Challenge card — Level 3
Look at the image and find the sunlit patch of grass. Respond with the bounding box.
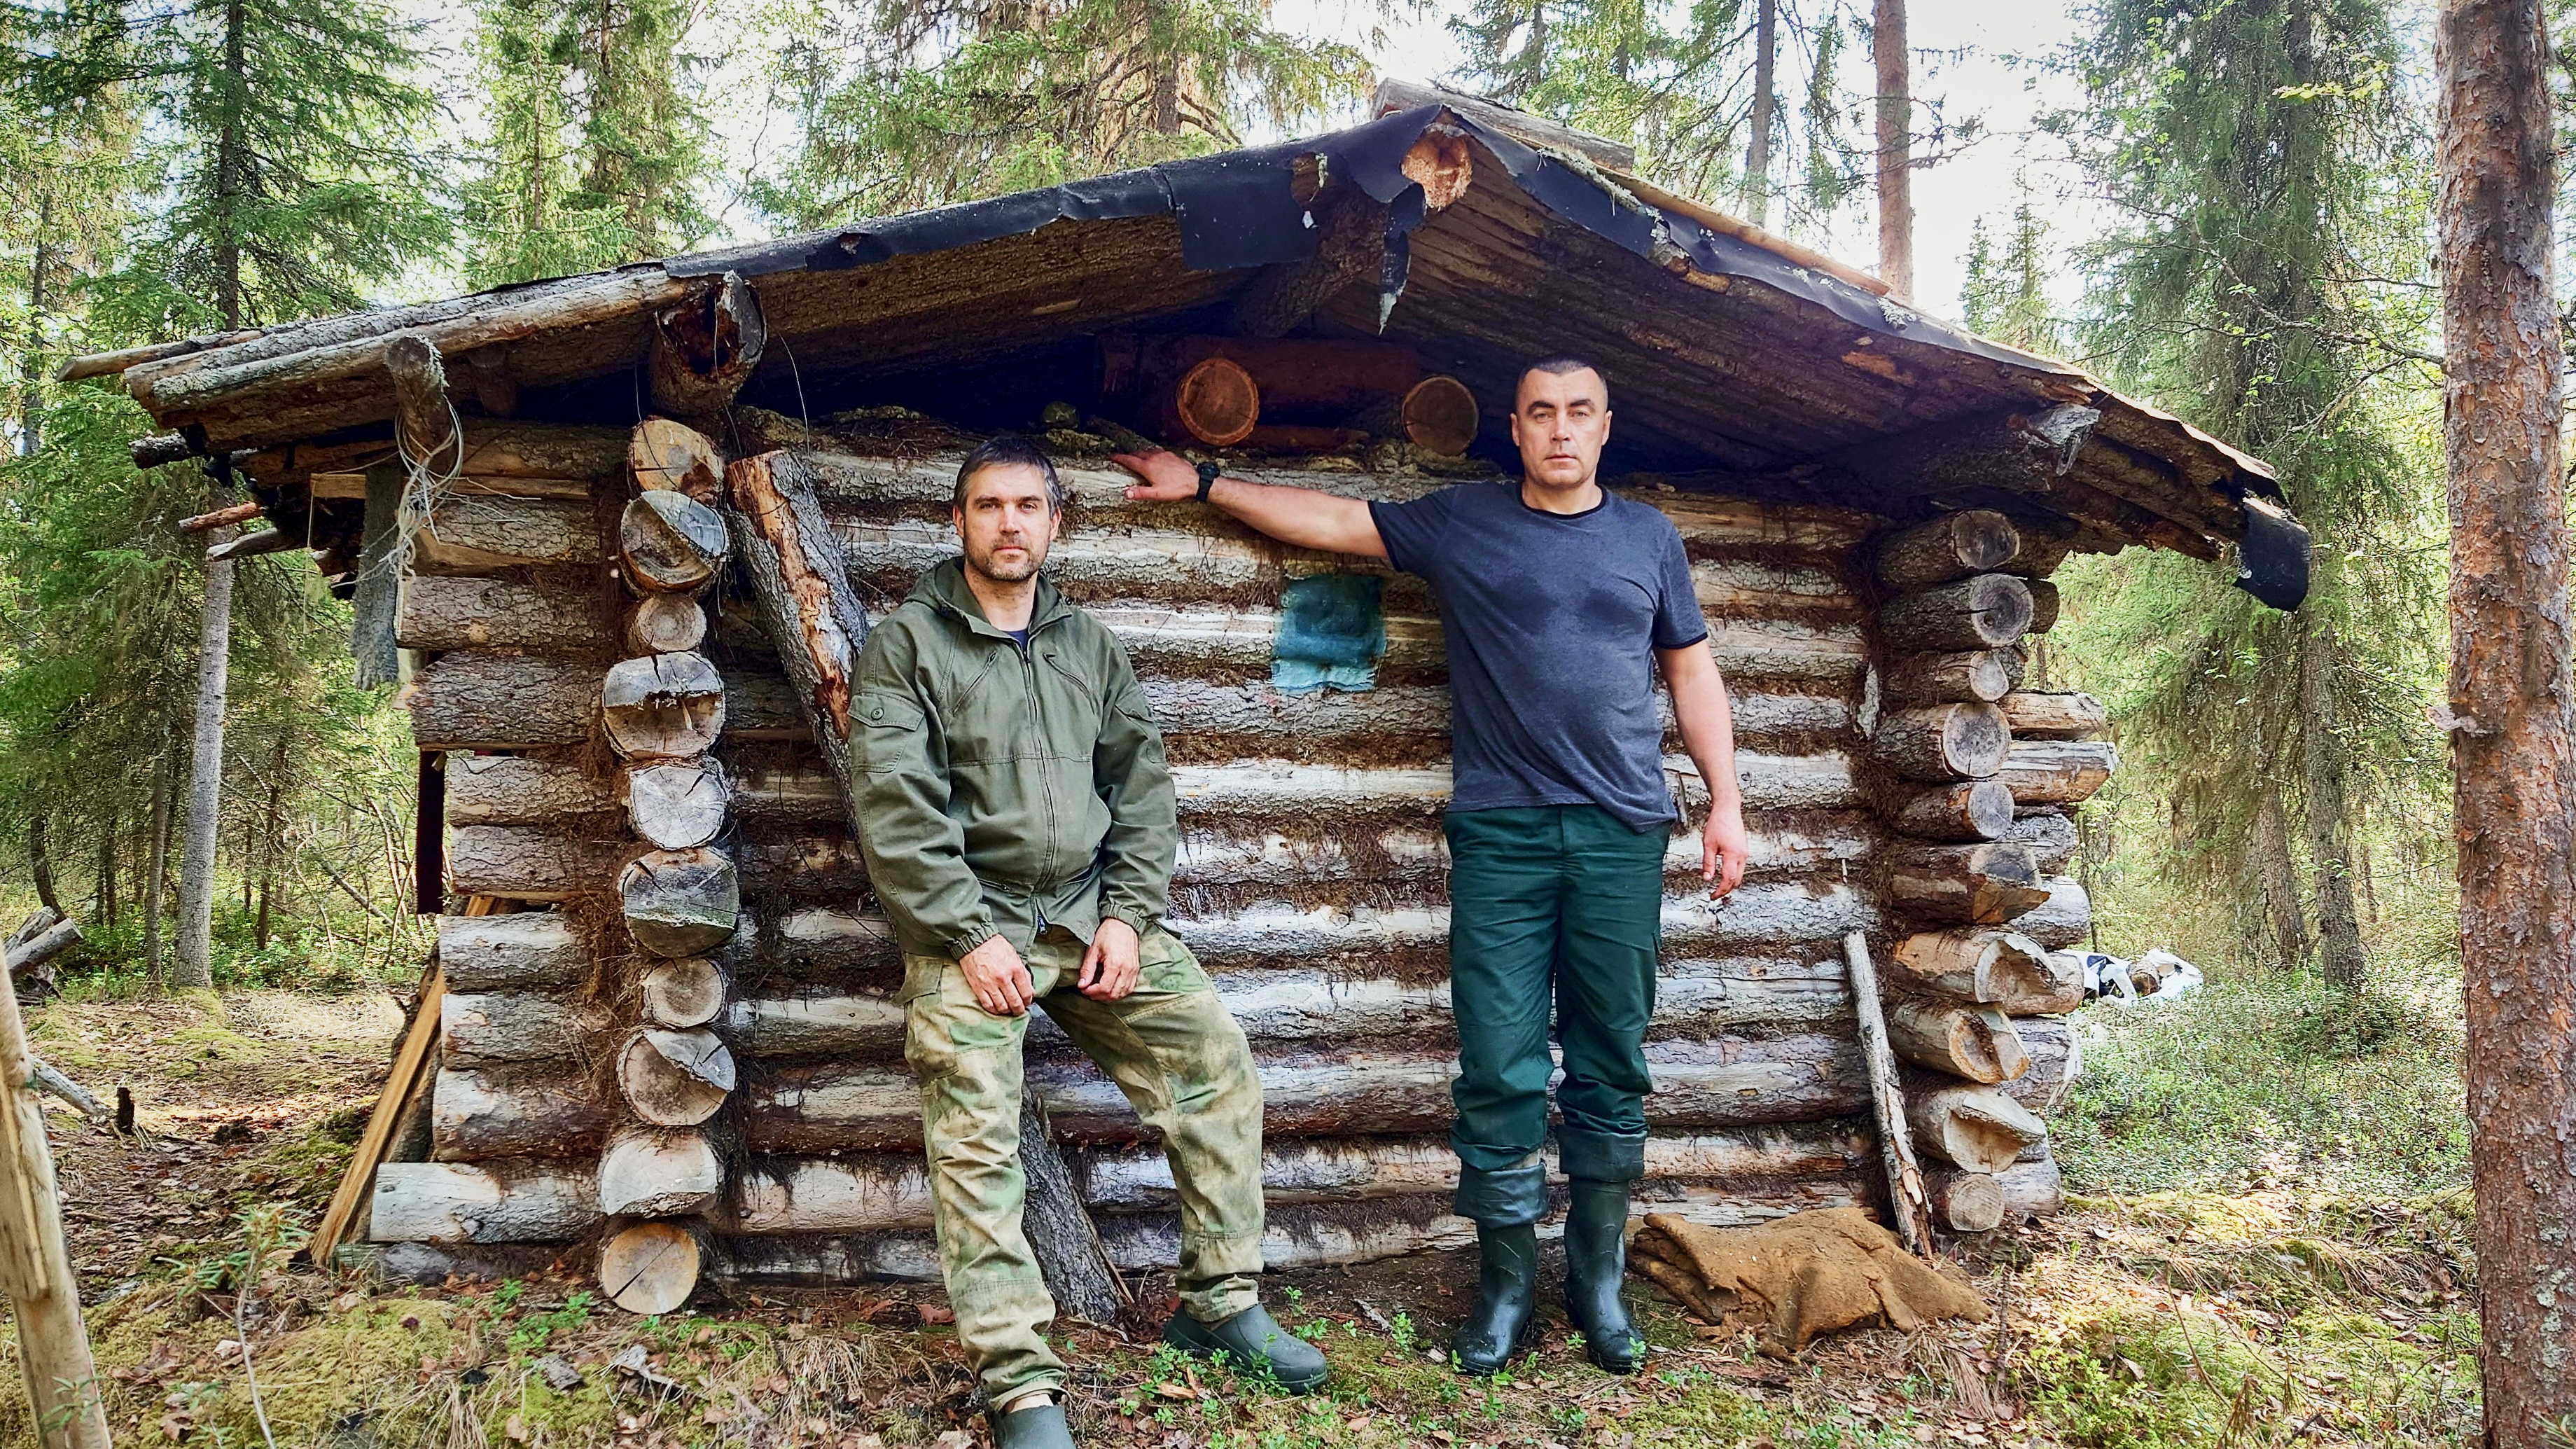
[2051,969,2467,1198]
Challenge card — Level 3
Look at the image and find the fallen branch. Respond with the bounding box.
[25,1059,108,1126]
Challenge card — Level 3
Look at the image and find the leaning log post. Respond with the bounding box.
[723,448,1134,1323]
[0,936,109,1448]
[1844,932,1935,1256]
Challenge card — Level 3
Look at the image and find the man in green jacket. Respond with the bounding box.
[852,436,1326,1449]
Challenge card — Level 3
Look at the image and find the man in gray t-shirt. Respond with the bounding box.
[1115,359,1749,1379]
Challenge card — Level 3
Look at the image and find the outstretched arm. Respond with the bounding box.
[1114,449,1388,558]
[1659,641,1749,899]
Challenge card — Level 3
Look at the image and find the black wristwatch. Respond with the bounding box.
[1195,460,1222,502]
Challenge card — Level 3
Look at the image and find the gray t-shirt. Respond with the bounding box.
[1370,482,1708,832]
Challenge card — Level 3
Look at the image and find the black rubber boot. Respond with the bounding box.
[987,1399,1076,1449]
[1164,1303,1330,1392]
[1561,1177,1644,1373]
[1449,1160,1548,1376]
[1451,1220,1540,1375]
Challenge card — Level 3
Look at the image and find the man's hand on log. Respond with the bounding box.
[1112,450,1200,502]
[1703,799,1750,900]
[959,936,1037,1015]
[1079,918,1142,1001]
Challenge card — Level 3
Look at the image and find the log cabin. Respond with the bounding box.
[68,83,2306,1310]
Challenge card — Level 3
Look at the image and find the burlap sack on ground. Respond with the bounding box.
[1629,1205,1991,1356]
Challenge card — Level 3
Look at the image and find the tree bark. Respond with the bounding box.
[94,799,115,934]
[172,532,236,992]
[1886,779,2014,840]
[144,711,172,987]
[1872,0,1912,297]
[1745,0,1778,224]
[26,813,60,917]
[1903,1083,2045,1174]
[1996,740,2117,805]
[1877,576,2033,651]
[2437,0,2576,1428]
[437,911,587,992]
[1842,933,1935,1255]
[2298,620,2369,990]
[1885,999,2028,1084]
[1886,842,2048,927]
[1882,650,2014,704]
[1874,511,2017,590]
[2253,777,2311,971]
[256,728,286,949]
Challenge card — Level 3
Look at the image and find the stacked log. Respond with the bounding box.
[1865,510,2101,1231]
[595,417,740,1315]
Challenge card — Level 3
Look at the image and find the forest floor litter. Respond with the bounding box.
[0,984,2483,1448]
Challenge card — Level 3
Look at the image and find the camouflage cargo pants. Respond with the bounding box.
[902,923,1267,1404]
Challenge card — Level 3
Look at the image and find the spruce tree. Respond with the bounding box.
[1445,0,1958,235]
[2051,0,2444,988]
[16,0,443,988]
[753,0,1374,226]
[461,0,713,283]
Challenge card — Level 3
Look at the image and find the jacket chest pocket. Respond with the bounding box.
[1037,649,1106,756]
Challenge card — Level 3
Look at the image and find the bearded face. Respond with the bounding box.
[955,462,1059,584]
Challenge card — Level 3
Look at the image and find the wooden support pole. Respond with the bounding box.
[0,939,110,1448]
[1844,931,1935,1256]
[386,334,459,476]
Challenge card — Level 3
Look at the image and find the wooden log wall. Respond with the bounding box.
[375,398,2084,1294]
[1860,509,2108,1232]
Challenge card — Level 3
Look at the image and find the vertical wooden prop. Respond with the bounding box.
[1845,931,1935,1257]
[724,450,1136,1324]
[0,949,109,1448]
[598,417,739,1315]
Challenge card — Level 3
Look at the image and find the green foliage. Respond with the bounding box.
[752,0,1375,227]
[459,0,717,282]
[2045,0,2445,980]
[17,0,447,331]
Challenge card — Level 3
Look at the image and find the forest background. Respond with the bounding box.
[0,0,2483,1167]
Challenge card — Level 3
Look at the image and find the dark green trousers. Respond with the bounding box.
[1444,805,1663,1214]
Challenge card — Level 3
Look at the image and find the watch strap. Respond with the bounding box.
[1195,461,1221,502]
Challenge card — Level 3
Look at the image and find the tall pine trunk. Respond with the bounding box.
[173,0,249,992]
[27,810,61,916]
[1743,0,1776,226]
[2436,0,2576,1433]
[1871,0,1912,296]
[95,799,116,933]
[2253,780,2309,970]
[2297,619,2367,990]
[144,713,172,987]
[172,534,236,991]
[256,731,286,950]
[19,195,47,456]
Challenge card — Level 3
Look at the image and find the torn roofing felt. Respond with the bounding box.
[77,102,2309,609]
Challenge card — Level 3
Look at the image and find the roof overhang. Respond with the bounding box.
[65,99,2307,609]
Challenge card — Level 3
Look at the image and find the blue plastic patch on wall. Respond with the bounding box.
[1272,574,1387,693]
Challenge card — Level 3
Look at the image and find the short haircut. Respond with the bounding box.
[1519,356,1609,408]
[953,434,1066,513]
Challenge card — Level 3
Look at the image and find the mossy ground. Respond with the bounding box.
[0,978,2493,1448]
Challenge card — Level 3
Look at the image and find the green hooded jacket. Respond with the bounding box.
[849,557,1176,962]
